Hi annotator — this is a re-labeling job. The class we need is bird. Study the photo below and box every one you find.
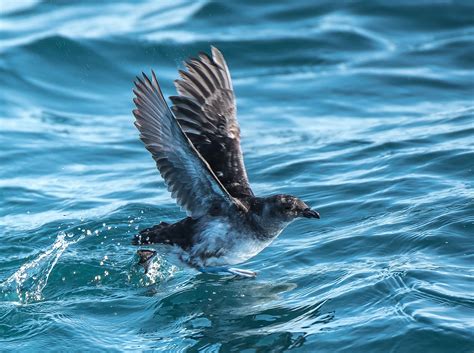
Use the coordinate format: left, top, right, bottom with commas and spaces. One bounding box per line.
132, 46, 320, 277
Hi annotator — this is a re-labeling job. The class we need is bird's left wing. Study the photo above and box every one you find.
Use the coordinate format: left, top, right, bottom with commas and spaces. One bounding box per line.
133, 71, 245, 218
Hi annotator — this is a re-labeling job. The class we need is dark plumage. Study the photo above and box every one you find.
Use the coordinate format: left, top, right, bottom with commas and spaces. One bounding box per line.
132, 47, 319, 277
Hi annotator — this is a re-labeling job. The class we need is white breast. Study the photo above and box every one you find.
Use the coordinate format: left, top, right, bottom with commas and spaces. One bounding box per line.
186, 218, 272, 267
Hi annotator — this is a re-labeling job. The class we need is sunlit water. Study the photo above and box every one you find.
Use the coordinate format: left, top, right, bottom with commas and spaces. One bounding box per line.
1, 1, 473, 352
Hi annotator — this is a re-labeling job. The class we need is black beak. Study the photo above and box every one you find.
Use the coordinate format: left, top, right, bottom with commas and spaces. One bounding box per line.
302, 208, 320, 219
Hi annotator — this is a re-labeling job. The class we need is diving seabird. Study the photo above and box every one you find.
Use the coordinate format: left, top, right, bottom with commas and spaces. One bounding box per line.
132, 46, 320, 277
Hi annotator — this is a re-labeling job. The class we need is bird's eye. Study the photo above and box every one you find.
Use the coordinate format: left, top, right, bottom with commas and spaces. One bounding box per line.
284, 205, 292, 210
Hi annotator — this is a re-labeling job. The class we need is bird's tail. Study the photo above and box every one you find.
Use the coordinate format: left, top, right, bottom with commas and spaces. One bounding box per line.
132, 221, 171, 245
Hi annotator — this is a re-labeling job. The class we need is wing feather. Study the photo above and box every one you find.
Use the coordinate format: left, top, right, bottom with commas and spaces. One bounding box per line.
170, 46, 254, 199
133, 71, 244, 217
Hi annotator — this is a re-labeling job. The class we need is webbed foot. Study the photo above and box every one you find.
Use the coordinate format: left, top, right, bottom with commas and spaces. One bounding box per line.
228, 268, 257, 278
136, 249, 157, 274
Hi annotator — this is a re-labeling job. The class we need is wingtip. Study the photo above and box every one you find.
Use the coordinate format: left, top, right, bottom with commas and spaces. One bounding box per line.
133, 120, 141, 129
135, 75, 146, 89
211, 45, 223, 58
177, 69, 187, 79
142, 71, 152, 85
133, 78, 142, 91
132, 88, 141, 98
198, 51, 212, 63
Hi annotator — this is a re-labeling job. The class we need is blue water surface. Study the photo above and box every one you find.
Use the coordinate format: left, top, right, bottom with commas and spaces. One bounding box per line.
1, 1, 473, 352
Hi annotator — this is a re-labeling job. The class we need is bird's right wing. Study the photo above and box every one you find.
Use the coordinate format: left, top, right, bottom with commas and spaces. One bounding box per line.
133, 71, 246, 218
170, 46, 254, 199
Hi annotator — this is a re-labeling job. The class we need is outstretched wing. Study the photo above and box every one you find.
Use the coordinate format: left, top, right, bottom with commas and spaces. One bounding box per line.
170, 46, 254, 199
133, 71, 245, 218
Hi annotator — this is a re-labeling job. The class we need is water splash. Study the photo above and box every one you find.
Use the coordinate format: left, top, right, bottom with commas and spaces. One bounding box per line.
145, 255, 179, 285
0, 232, 83, 304
127, 251, 179, 287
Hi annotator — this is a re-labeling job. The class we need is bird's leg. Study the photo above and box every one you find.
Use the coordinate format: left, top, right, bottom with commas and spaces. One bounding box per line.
227, 268, 257, 278
199, 266, 256, 278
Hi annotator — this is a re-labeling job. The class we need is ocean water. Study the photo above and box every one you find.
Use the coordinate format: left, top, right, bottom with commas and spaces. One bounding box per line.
1, 1, 473, 351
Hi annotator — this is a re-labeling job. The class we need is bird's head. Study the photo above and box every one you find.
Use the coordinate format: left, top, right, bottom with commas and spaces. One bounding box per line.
253, 194, 320, 236
252, 194, 320, 237
265, 194, 320, 222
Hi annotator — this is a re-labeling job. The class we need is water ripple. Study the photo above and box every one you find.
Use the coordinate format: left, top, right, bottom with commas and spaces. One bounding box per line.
1, 1, 474, 351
